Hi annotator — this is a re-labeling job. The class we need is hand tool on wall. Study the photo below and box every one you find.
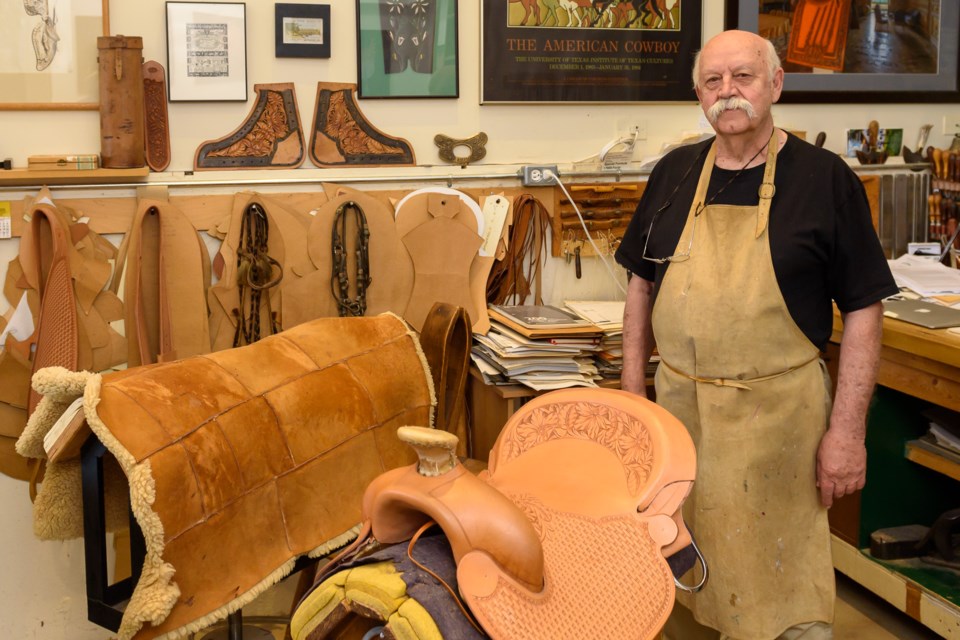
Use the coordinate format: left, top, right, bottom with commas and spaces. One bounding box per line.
855, 120, 888, 165
902, 123, 933, 166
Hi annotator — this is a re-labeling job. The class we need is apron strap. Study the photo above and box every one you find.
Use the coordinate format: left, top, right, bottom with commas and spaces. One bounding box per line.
755, 129, 779, 239
659, 352, 819, 391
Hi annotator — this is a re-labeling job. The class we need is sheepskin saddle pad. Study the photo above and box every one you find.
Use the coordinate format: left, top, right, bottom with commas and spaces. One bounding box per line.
18, 313, 435, 640
291, 387, 700, 640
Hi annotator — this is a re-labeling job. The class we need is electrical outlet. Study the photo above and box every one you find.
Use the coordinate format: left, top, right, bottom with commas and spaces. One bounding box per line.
521, 164, 559, 186
943, 115, 960, 136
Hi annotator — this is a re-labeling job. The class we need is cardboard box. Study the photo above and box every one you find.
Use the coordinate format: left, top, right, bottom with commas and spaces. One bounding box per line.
27, 154, 100, 171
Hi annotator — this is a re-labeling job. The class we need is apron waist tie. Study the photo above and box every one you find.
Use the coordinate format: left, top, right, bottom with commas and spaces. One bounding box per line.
659, 354, 820, 391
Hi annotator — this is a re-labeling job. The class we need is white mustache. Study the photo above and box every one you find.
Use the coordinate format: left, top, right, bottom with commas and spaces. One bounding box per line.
707, 97, 757, 123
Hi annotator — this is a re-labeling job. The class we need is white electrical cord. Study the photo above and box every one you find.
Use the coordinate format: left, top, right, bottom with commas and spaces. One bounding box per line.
544, 169, 629, 297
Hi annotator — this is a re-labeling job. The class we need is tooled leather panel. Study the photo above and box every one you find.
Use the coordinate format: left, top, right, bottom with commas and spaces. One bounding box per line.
465, 508, 674, 639
142, 61, 171, 172
309, 84, 415, 167
195, 84, 305, 169
28, 222, 78, 415
495, 400, 655, 494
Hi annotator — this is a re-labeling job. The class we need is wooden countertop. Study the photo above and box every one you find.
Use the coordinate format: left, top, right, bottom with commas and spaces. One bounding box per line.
831, 306, 960, 411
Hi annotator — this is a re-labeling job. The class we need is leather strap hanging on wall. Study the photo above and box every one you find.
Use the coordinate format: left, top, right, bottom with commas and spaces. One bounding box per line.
234, 203, 283, 347
486, 194, 549, 306
331, 201, 371, 317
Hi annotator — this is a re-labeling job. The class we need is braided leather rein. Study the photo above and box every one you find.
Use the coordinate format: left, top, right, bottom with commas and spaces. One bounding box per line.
331, 200, 372, 317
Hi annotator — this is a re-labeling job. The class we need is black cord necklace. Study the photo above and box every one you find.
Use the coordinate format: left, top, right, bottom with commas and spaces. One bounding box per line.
699, 129, 776, 215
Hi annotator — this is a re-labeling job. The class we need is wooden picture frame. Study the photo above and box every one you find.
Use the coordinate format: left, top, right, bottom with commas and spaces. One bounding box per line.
726, 0, 960, 103
275, 3, 331, 58
0, 0, 110, 111
355, 0, 458, 99
166, 1, 248, 102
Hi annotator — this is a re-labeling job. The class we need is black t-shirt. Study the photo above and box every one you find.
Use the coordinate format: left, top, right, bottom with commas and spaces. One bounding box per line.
614, 132, 898, 350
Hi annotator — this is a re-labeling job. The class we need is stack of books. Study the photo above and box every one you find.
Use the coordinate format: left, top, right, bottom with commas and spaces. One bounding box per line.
472, 304, 604, 391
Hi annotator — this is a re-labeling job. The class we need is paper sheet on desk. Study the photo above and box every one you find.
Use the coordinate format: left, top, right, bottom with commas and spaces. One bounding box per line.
887, 255, 960, 296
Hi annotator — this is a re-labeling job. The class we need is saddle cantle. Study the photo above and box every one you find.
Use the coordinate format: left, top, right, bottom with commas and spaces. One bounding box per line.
294, 387, 703, 640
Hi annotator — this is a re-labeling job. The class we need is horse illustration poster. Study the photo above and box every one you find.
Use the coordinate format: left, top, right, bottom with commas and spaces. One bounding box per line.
0, 0, 107, 109
482, 0, 702, 102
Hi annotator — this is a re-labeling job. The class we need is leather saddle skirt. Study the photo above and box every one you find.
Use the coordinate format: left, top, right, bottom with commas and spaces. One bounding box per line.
293, 387, 700, 640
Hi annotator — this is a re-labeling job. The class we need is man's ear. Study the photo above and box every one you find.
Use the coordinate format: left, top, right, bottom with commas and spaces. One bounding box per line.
771, 68, 785, 103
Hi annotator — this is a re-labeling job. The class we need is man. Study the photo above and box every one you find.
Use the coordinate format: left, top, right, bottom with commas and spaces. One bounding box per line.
614, 30, 897, 640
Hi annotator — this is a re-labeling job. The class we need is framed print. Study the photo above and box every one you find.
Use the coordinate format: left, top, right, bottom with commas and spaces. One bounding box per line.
0, 0, 110, 111
275, 3, 331, 58
166, 1, 248, 102
726, 1, 960, 103
481, 1, 702, 103
355, 0, 459, 99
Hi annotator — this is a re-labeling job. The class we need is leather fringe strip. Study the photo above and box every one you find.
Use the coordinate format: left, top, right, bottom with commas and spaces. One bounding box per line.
486, 194, 549, 306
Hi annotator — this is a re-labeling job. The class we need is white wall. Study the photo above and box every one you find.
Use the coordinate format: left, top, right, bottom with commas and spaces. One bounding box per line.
0, 2, 958, 638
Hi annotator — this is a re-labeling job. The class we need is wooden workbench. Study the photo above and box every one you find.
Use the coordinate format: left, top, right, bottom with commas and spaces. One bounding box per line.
827, 310, 960, 638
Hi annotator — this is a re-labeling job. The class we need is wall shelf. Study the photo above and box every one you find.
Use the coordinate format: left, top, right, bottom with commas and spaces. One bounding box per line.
0, 167, 149, 186
906, 438, 960, 482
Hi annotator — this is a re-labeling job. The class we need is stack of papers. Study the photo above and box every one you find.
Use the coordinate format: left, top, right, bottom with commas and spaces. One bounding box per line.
887, 255, 960, 297
563, 300, 635, 379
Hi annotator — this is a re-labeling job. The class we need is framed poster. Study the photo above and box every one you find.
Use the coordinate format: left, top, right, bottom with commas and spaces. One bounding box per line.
481, 1, 702, 103
726, 1, 960, 103
355, 0, 459, 99
0, 0, 110, 110
166, 1, 248, 102
275, 3, 330, 58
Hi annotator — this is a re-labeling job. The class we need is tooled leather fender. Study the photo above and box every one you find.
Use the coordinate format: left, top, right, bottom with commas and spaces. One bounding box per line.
18, 313, 436, 640
195, 83, 306, 170
1, 192, 126, 480
309, 82, 415, 167
304, 388, 699, 640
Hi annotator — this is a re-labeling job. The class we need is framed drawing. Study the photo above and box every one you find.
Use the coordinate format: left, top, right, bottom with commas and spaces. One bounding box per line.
275, 3, 331, 58
0, 0, 110, 110
726, 1, 960, 103
355, 0, 458, 99
481, 1, 703, 103
166, 1, 248, 102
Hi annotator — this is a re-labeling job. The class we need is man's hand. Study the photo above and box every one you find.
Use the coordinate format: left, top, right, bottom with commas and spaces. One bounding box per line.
816, 423, 867, 507
819, 302, 883, 507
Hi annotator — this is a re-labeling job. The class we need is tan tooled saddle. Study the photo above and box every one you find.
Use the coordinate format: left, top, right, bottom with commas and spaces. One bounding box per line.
292, 387, 704, 639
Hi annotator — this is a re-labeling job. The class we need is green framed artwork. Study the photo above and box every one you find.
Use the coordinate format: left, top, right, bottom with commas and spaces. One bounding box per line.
355, 0, 458, 99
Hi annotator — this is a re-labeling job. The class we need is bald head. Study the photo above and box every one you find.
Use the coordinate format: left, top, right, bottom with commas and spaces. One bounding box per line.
692, 30, 781, 90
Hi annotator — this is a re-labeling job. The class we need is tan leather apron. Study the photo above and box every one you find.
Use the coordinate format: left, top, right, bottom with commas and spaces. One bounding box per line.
653, 133, 834, 639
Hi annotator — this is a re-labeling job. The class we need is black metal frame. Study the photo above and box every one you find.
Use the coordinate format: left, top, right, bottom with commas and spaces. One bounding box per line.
81, 438, 146, 631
